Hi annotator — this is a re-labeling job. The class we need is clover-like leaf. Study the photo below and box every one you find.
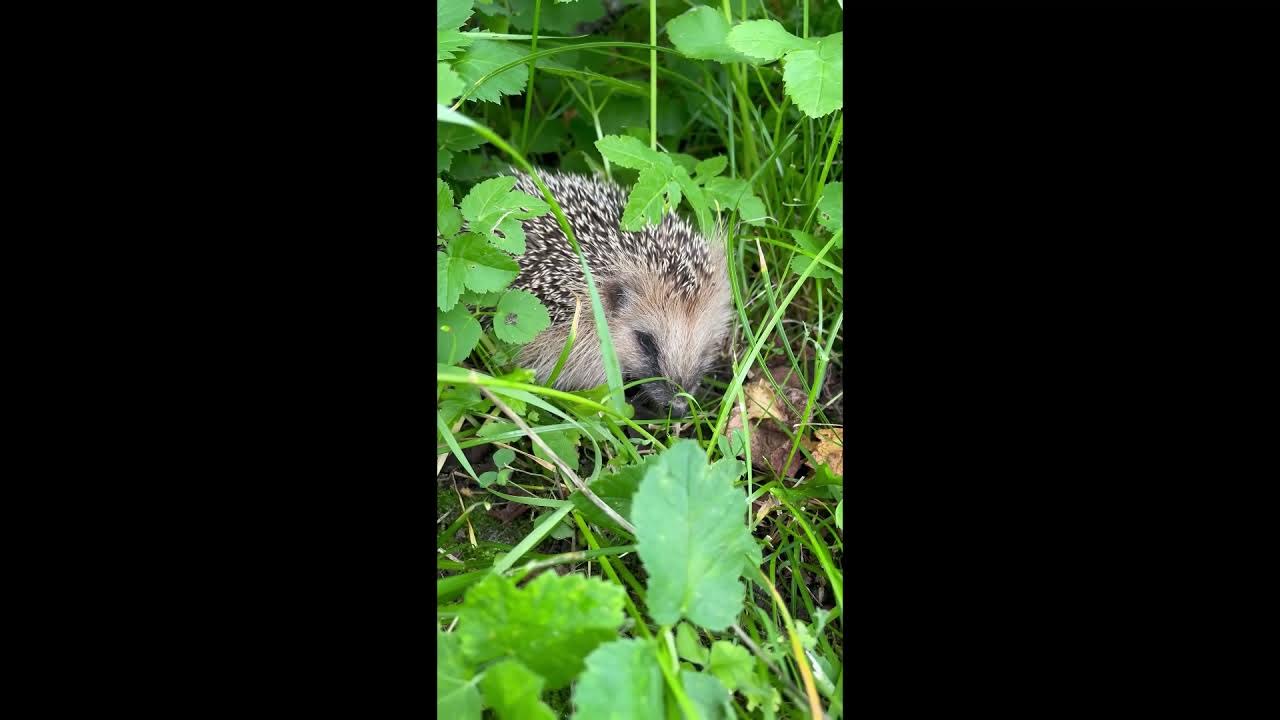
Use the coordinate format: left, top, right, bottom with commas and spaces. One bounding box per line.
478, 659, 556, 720
726, 19, 816, 62
666, 6, 750, 64
438, 305, 483, 365
783, 32, 843, 118
438, 629, 482, 720
570, 638, 663, 720
493, 289, 550, 344
633, 439, 763, 630
453, 40, 529, 104
457, 572, 625, 690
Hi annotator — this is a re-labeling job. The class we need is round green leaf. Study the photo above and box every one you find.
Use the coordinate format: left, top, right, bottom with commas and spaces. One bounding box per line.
666, 7, 751, 64
493, 289, 550, 344
438, 305, 482, 365
438, 629, 482, 720
570, 638, 663, 720
783, 32, 843, 118
726, 19, 816, 62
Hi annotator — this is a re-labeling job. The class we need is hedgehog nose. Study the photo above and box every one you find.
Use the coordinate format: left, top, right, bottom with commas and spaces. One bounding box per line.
669, 396, 688, 417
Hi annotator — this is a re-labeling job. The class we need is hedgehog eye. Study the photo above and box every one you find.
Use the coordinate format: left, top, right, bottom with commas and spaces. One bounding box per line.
635, 331, 659, 359
604, 282, 630, 314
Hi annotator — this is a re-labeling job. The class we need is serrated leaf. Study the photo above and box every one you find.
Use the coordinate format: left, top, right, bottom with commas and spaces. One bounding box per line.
694, 155, 728, 180
438, 305, 483, 364
682, 670, 732, 720
438, 147, 454, 174
439, 123, 488, 152
460, 176, 518, 222
725, 19, 815, 62
438, 250, 466, 310
439, 179, 463, 239
783, 32, 843, 118
458, 572, 625, 690
461, 176, 550, 253
666, 6, 751, 64
670, 152, 699, 173
621, 165, 670, 231
478, 659, 556, 720
438, 29, 475, 61
672, 165, 712, 239
570, 638, 663, 720
494, 289, 551, 344
454, 40, 529, 104
448, 233, 520, 293
438, 63, 465, 106
817, 181, 843, 234
438, 0, 474, 30
568, 453, 656, 530
633, 439, 763, 630
594, 135, 669, 172
438, 630, 482, 720
703, 176, 752, 210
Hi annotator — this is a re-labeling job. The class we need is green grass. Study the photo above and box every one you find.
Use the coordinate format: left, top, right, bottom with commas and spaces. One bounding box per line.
438, 1, 842, 717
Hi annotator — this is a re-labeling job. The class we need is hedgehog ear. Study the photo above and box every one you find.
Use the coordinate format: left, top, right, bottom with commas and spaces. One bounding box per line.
602, 279, 630, 315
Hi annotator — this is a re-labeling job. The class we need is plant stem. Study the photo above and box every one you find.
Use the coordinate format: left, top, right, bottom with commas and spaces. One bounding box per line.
521, 0, 543, 152
649, 0, 658, 150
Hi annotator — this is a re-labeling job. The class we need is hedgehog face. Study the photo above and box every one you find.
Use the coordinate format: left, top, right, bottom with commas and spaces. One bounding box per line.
604, 267, 733, 417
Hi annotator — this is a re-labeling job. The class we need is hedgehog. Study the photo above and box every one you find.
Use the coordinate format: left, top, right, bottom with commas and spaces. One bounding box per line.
509, 170, 734, 416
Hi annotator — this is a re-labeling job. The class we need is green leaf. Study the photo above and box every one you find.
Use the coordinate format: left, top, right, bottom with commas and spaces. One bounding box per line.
835, 499, 843, 530
460, 176, 551, 254
694, 155, 728, 181
672, 165, 713, 239
438, 629, 482, 720
508, 0, 605, 35
703, 176, 752, 210
438, 305, 483, 364
438, 250, 466, 310
460, 176, 518, 222
707, 641, 753, 691
568, 453, 655, 531
681, 670, 732, 720
493, 289, 550, 344
738, 194, 768, 226
457, 572, 625, 690
620, 165, 670, 231
725, 19, 815, 62
448, 233, 520, 293
532, 426, 580, 471
438, 29, 475, 61
453, 40, 529, 104
594, 134, 670, 172
633, 439, 763, 630
669, 152, 699, 173
438, 147, 454, 174
438, 0, 474, 30
675, 622, 709, 666
438, 179, 463, 239
783, 32, 843, 119
817, 181, 843, 234
439, 123, 488, 152
438, 63, 465, 106
493, 447, 516, 468
478, 659, 556, 720
570, 638, 664, 720
666, 6, 750, 64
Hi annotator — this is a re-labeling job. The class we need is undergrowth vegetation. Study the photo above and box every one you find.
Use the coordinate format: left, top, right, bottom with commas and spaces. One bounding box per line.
438, 0, 843, 717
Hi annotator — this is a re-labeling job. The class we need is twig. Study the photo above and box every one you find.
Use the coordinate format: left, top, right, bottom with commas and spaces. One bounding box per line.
478, 387, 638, 536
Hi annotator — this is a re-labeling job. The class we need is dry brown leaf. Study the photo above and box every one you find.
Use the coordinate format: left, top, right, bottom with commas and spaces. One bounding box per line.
808, 427, 843, 476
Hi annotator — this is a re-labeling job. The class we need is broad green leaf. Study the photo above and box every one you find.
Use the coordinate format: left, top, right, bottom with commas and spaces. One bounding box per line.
594, 135, 669, 172
439, 122, 488, 152
438, 29, 475, 61
783, 32, 843, 118
438, 305, 483, 364
675, 622, 709, 666
458, 572, 625, 690
708, 641, 777, 714
438, 0, 474, 30
438, 63, 465, 106
448, 233, 520, 292
725, 19, 815, 62
453, 40, 529, 104
494, 289, 550, 344
477, 419, 517, 438
694, 155, 728, 181
508, 0, 605, 35
460, 176, 518, 222
438, 250, 466, 310
478, 659, 556, 720
738, 194, 768, 226
461, 176, 550, 253
438, 629, 482, 720
703, 176, 752, 210
666, 6, 750, 64
817, 181, 843, 234
493, 447, 516, 468
835, 499, 843, 530
438, 179, 462, 239
621, 165, 670, 231
438, 147, 454, 173
681, 670, 732, 720
672, 165, 713, 239
633, 439, 763, 630
568, 453, 656, 531
570, 638, 663, 720
669, 152, 699, 173
532, 426, 579, 471
788, 230, 836, 279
